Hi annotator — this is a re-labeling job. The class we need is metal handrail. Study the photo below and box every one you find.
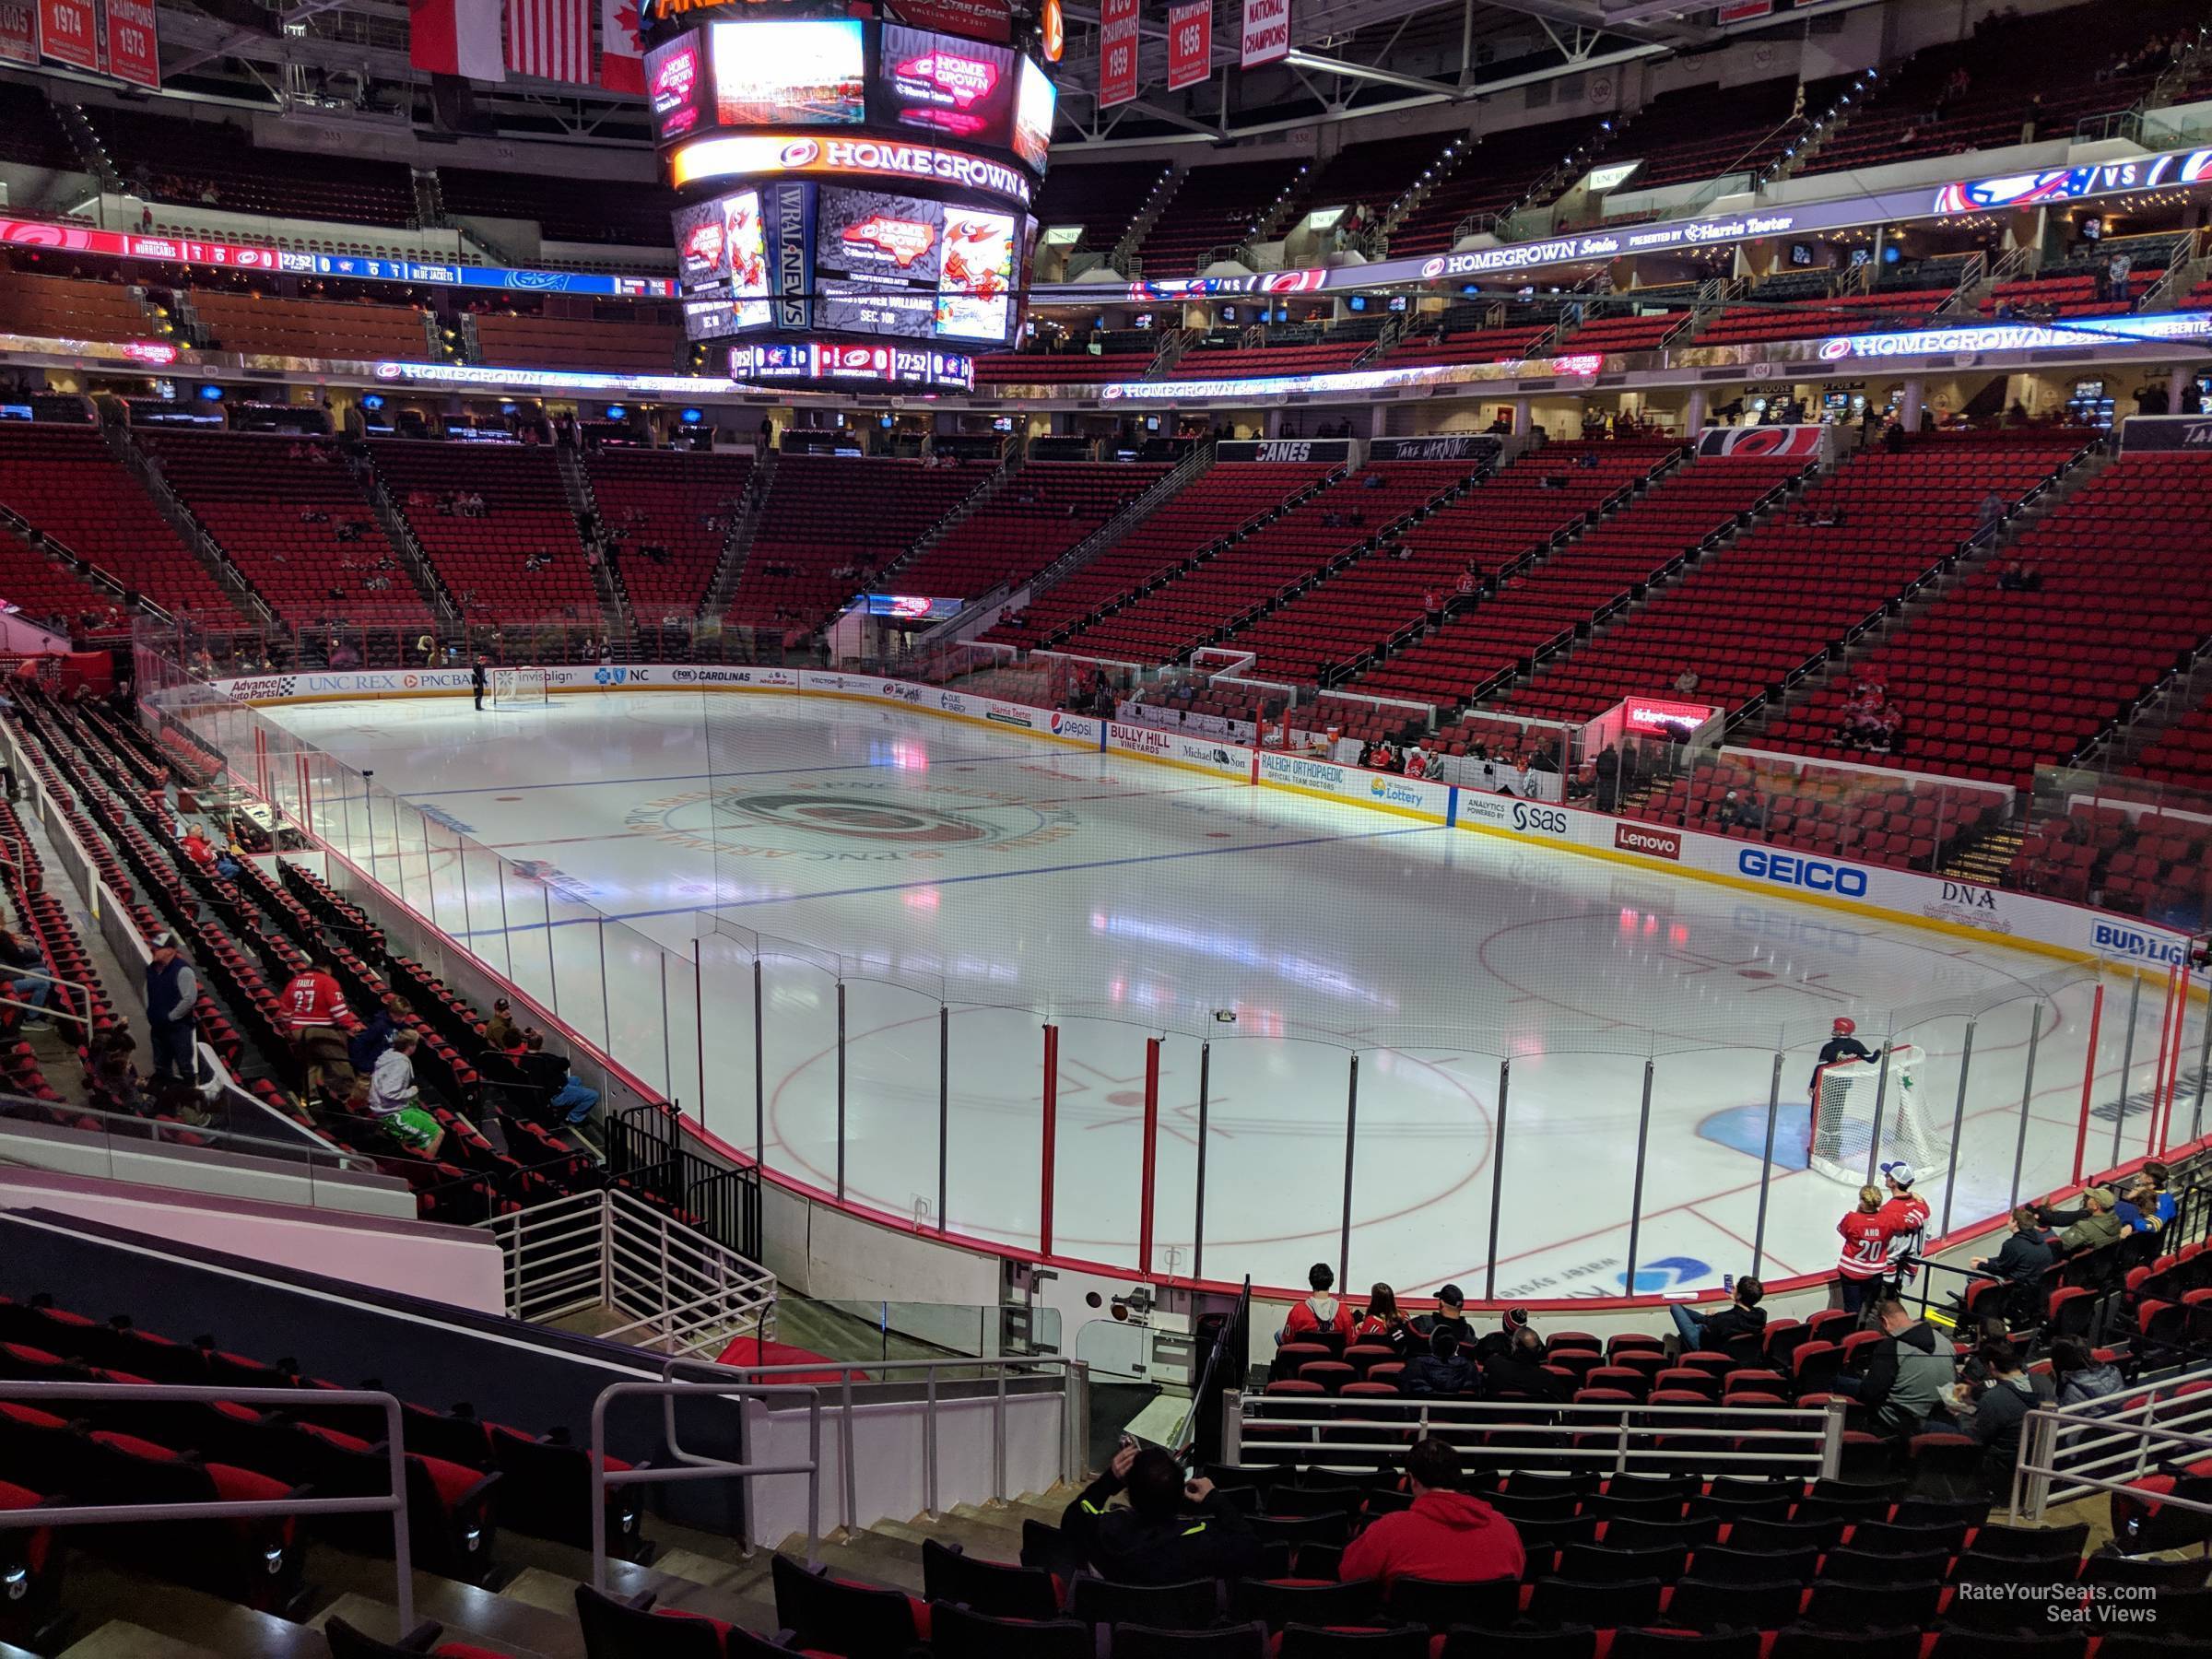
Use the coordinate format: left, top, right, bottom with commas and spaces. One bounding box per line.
0, 1381, 413, 1630
588, 1377, 823, 1587
2010, 1362, 2212, 1517
674, 1350, 1089, 1535
1229, 1394, 1845, 1478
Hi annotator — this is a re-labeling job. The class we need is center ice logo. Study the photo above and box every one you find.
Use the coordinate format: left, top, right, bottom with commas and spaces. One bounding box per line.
623, 779, 1082, 862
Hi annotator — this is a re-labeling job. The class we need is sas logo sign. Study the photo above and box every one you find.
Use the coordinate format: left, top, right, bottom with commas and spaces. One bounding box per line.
2094, 923, 2189, 965
1511, 802, 1569, 836
1737, 847, 1868, 898
1614, 822, 1680, 861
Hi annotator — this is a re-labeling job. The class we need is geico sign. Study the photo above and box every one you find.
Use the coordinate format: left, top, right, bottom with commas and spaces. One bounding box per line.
1614, 822, 1681, 860
1737, 847, 1868, 898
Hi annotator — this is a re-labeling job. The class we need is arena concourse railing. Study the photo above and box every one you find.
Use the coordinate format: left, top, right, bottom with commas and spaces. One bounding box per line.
132, 620, 2212, 1314
2011, 1363, 2212, 1523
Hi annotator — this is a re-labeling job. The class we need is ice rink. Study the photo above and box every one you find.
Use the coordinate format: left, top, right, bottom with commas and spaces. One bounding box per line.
265, 689, 2185, 1300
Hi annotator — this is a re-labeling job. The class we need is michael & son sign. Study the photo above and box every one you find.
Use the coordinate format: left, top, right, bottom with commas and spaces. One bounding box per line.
202, 666, 2190, 972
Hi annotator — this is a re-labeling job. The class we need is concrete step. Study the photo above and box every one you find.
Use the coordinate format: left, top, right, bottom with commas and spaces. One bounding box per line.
492, 1557, 777, 1634
58, 1625, 227, 1659
55, 1562, 328, 1659
301, 1547, 582, 1659
306, 1592, 541, 1659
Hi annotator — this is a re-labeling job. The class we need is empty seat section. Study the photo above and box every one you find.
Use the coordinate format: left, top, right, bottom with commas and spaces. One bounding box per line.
1388, 115, 1607, 256
371, 441, 595, 623
896, 462, 1168, 599
471, 312, 683, 374
1363, 450, 1795, 714
728, 456, 993, 632
1133, 159, 1306, 277
434, 167, 677, 247
1760, 453, 2212, 791
982, 462, 1335, 651
140, 430, 424, 625
0, 422, 239, 620
0, 271, 156, 344
1492, 431, 2091, 727
186, 288, 432, 360
583, 449, 753, 617
1032, 159, 1173, 255
1057, 462, 1474, 666
90, 106, 418, 226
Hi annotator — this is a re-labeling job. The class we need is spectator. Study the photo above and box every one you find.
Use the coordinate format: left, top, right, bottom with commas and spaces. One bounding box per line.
482, 996, 520, 1052
1977, 488, 2006, 532
1404, 1327, 1477, 1397
1836, 1297, 1953, 1436
2057, 1186, 2125, 1253
1971, 1204, 2056, 1288
521, 1030, 600, 1127
1061, 1444, 1260, 1584
279, 953, 355, 1092
348, 994, 408, 1078
1669, 1276, 1766, 1354
1398, 1284, 1474, 1357
1352, 1283, 1408, 1344
1338, 1439, 1524, 1586
0, 928, 52, 1030
1673, 668, 1700, 695
1875, 1161, 1930, 1289
180, 825, 220, 873
1482, 1324, 1568, 1402
368, 1029, 444, 1158
1835, 1185, 1896, 1316
2050, 1336, 2124, 1408
1956, 1338, 2039, 1492
2131, 1162, 2178, 1232
1594, 744, 1620, 813
144, 931, 201, 1084
1279, 1262, 1355, 1345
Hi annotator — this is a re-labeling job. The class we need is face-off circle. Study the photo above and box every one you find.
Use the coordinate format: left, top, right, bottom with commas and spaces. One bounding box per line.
625, 778, 1082, 861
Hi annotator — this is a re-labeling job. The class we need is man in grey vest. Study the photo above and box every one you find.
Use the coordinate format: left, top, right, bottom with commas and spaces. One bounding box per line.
1836, 1297, 1956, 1438
145, 931, 200, 1085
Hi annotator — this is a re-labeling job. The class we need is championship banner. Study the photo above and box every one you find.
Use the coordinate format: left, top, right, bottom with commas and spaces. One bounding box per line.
102, 0, 160, 88
1239, 0, 1288, 67
36, 0, 99, 69
1099, 0, 1137, 107
1167, 0, 1210, 91
0, 1, 37, 65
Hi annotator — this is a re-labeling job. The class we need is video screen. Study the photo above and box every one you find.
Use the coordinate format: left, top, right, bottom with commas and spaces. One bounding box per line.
672, 190, 773, 338
711, 18, 865, 127
645, 31, 711, 145
1013, 56, 1056, 173
814, 188, 1022, 347
936, 208, 1018, 342
879, 24, 1018, 146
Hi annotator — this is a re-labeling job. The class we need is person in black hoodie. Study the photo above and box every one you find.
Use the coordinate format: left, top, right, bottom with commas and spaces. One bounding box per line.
1957, 1338, 2040, 1494
1404, 1327, 1477, 1396
1392, 1284, 1475, 1358
1482, 1325, 1569, 1403
1669, 1276, 1767, 1354
1062, 1444, 1261, 1585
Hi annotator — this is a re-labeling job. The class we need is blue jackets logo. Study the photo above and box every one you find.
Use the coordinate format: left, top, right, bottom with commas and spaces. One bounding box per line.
1737, 847, 1868, 897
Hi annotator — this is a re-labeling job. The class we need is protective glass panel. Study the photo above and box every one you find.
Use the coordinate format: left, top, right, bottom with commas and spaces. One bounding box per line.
754, 947, 844, 1200
841, 976, 949, 1230
1348, 1044, 1499, 1299
1192, 1034, 1350, 1296
1046, 1016, 1158, 1276
943, 1002, 1046, 1252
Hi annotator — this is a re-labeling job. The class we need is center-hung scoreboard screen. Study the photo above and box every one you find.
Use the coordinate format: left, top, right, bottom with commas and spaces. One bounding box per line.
651, 1, 1055, 383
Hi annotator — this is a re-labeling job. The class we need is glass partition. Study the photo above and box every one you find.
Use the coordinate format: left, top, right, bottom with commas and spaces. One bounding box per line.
138, 625, 2212, 1305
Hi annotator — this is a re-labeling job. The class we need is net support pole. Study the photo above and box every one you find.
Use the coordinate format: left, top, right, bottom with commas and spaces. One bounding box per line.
1337, 1053, 1359, 1293
2113, 973, 2143, 1165
1192, 1042, 1210, 1283
2072, 985, 2103, 1184
752, 957, 763, 1171
1039, 1023, 1059, 1258
691, 937, 706, 1135
1483, 1058, 1511, 1303
2009, 1008, 2042, 1208
1138, 1038, 1160, 1277
834, 980, 847, 1203
1941, 1016, 1977, 1238
2157, 964, 2191, 1154
1863, 1041, 1895, 1190
1622, 1058, 1656, 1295
1751, 1050, 1783, 1281
936, 1005, 949, 1232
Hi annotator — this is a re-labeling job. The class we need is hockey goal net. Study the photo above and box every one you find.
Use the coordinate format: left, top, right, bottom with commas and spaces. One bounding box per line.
489, 666, 549, 708
1810, 1043, 1947, 1186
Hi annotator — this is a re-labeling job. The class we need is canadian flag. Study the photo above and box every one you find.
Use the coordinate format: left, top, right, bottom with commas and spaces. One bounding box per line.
409, 0, 505, 81
600, 0, 645, 93
508, 0, 591, 81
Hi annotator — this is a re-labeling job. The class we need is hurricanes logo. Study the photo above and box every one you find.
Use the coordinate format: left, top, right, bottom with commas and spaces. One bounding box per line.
625, 779, 1082, 862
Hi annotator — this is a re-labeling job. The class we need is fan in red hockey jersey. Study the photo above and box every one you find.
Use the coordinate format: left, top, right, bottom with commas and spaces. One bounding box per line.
1874, 1160, 1931, 1288
279, 954, 356, 1091
1277, 1261, 1354, 1345
1834, 1184, 1896, 1316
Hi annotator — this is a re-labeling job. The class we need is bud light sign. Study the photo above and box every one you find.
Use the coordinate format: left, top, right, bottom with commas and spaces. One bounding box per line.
2092, 923, 2188, 966
1737, 847, 1868, 898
